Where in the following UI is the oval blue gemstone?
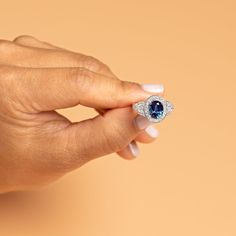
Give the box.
[149,100,164,119]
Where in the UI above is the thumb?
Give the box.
[51,107,150,171]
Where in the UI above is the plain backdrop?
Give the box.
[0,0,235,235]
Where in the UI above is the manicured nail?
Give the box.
[128,141,140,157]
[135,115,152,130]
[145,126,159,138]
[141,84,164,93]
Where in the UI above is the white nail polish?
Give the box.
[141,84,164,93]
[145,126,159,138]
[128,141,140,157]
[135,115,152,130]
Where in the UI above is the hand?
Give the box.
[0,35,163,193]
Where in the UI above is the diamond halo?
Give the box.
[132,95,174,123]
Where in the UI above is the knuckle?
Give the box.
[71,67,94,90]
[13,35,35,43]
[81,55,109,73]
[74,67,93,79]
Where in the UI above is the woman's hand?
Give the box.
[0,36,163,193]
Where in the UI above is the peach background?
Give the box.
[0,0,236,235]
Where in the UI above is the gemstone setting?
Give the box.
[149,100,164,119]
[133,95,174,123]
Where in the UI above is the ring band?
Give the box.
[132,95,174,123]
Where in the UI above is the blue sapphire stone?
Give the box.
[149,100,164,119]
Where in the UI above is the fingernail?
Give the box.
[135,115,152,130]
[141,84,164,93]
[128,141,140,157]
[145,126,159,138]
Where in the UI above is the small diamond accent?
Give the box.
[132,101,145,116]
[166,101,174,115]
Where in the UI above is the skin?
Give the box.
[0,35,160,193]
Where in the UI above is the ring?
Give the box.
[132,95,174,123]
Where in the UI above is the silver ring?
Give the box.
[132,95,174,123]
